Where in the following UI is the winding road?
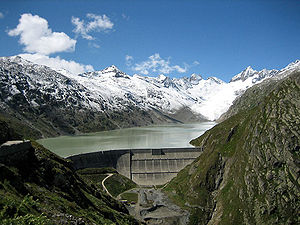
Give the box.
[102,173,114,198]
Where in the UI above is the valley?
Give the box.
[0,56,299,224]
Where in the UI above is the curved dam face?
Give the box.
[67,148,203,185]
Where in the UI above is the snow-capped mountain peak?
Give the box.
[1,55,32,66]
[156,74,178,88]
[158,74,167,82]
[230,66,257,82]
[207,76,224,84]
[100,65,126,76]
[84,64,129,78]
[189,73,203,85]
[284,59,300,71]
[102,64,121,73]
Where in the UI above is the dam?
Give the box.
[67,148,203,185]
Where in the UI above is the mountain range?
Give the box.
[0,55,299,138]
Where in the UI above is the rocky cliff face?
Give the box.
[165,72,300,225]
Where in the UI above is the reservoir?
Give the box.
[38,122,216,157]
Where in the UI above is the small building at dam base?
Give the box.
[67,148,203,186]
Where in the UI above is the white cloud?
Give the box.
[88,42,100,48]
[132,53,188,75]
[19,53,94,75]
[122,13,130,21]
[71,17,93,40]
[8,13,76,55]
[92,43,100,48]
[0,12,4,19]
[125,55,133,66]
[72,13,113,40]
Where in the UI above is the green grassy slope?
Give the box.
[104,174,137,198]
[165,72,300,225]
[77,168,137,198]
[0,121,138,224]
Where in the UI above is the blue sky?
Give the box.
[1,0,300,82]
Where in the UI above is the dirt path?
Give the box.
[102,173,114,198]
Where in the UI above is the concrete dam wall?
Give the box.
[67,148,203,185]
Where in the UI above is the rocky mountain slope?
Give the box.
[0,119,138,224]
[165,71,300,224]
[0,56,299,138]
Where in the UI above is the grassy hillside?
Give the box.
[77,168,137,198]
[165,72,300,224]
[0,121,138,224]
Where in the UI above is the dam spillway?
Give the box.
[67,148,203,185]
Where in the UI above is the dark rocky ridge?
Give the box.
[165,72,300,224]
[0,119,21,144]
